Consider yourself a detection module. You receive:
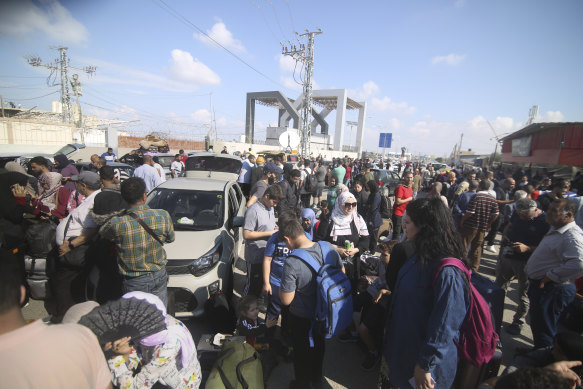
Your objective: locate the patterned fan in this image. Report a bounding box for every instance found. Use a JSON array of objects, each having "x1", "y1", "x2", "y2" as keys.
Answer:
[{"x1": 79, "y1": 297, "x2": 166, "y2": 344}]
